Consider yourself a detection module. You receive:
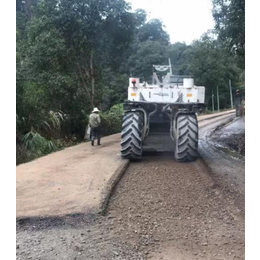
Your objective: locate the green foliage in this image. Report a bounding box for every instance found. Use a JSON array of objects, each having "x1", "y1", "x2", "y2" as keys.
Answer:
[
  {"x1": 137, "y1": 19, "x2": 170, "y2": 44},
  {"x1": 212, "y1": 0, "x2": 245, "y2": 68},
  {"x1": 162, "y1": 33, "x2": 241, "y2": 110},
  {"x1": 166, "y1": 42, "x2": 190, "y2": 74},
  {"x1": 100, "y1": 104, "x2": 124, "y2": 136},
  {"x1": 127, "y1": 41, "x2": 168, "y2": 81},
  {"x1": 16, "y1": 0, "x2": 137, "y2": 136},
  {"x1": 187, "y1": 34, "x2": 240, "y2": 108},
  {"x1": 125, "y1": 16, "x2": 170, "y2": 81},
  {"x1": 49, "y1": 110, "x2": 65, "y2": 130},
  {"x1": 101, "y1": 69, "x2": 129, "y2": 110},
  {"x1": 22, "y1": 131, "x2": 56, "y2": 156}
]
